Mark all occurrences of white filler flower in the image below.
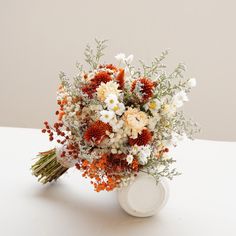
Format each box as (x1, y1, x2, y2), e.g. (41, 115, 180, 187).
(137, 145, 151, 165)
(172, 91, 189, 108)
(115, 53, 126, 62)
(126, 154, 134, 164)
(125, 54, 134, 64)
(188, 78, 197, 87)
(115, 53, 134, 64)
(100, 110, 115, 123)
(109, 119, 124, 132)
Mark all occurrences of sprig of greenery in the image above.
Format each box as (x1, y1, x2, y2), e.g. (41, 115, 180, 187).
(154, 63, 187, 99)
(84, 39, 107, 69)
(139, 50, 168, 77)
(172, 111, 200, 139)
(141, 155, 181, 183)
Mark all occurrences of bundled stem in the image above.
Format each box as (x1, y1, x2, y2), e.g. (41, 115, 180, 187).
(31, 148, 68, 184)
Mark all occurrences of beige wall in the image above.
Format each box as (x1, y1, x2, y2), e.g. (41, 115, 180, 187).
(0, 0, 236, 141)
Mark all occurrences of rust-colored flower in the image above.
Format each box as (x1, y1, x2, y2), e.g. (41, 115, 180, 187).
(82, 71, 112, 98)
(105, 64, 118, 71)
(131, 77, 155, 101)
(116, 68, 125, 90)
(76, 151, 140, 192)
(81, 83, 97, 98)
(91, 71, 112, 85)
(84, 120, 112, 144)
(128, 129, 152, 146)
(131, 158, 139, 171)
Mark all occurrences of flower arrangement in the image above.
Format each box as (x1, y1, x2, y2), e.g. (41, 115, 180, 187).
(31, 39, 198, 192)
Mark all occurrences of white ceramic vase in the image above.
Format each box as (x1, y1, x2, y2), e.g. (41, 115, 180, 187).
(117, 172, 169, 217)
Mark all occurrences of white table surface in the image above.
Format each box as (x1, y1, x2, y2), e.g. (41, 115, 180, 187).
(0, 127, 235, 236)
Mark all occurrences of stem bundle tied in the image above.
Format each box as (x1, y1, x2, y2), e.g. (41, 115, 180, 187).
(31, 148, 68, 184)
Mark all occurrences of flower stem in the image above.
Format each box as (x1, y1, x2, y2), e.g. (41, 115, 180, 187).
(31, 148, 68, 184)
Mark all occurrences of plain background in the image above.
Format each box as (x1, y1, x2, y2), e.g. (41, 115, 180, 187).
(0, 0, 235, 141)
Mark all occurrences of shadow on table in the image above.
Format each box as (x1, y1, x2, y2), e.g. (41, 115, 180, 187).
(33, 182, 165, 234)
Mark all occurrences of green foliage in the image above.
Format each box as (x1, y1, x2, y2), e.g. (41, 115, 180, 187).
(84, 39, 108, 69)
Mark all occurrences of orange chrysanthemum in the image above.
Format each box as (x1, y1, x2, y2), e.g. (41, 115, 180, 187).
(91, 71, 112, 85)
(84, 120, 112, 144)
(131, 77, 155, 101)
(82, 71, 112, 98)
(116, 68, 125, 90)
(128, 129, 153, 146)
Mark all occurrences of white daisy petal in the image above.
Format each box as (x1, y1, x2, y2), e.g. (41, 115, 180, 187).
(125, 54, 134, 63)
(105, 94, 118, 109)
(115, 53, 126, 62)
(100, 110, 115, 123)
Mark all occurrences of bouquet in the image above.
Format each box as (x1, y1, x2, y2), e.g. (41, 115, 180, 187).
(31, 39, 198, 192)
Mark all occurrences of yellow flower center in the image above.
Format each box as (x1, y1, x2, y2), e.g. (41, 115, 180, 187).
(109, 99, 114, 104)
(113, 106, 119, 111)
(105, 114, 109, 118)
(149, 101, 157, 110)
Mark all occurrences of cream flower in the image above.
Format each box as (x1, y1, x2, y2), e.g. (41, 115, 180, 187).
(100, 110, 115, 123)
(161, 104, 176, 116)
(97, 81, 121, 102)
(148, 116, 160, 131)
(122, 107, 148, 138)
(109, 118, 124, 132)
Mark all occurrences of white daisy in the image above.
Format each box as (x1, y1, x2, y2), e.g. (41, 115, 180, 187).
(100, 110, 115, 123)
(105, 94, 119, 109)
(144, 99, 161, 114)
(111, 102, 125, 116)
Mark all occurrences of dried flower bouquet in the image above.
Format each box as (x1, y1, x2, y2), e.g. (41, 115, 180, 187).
(31, 39, 198, 192)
